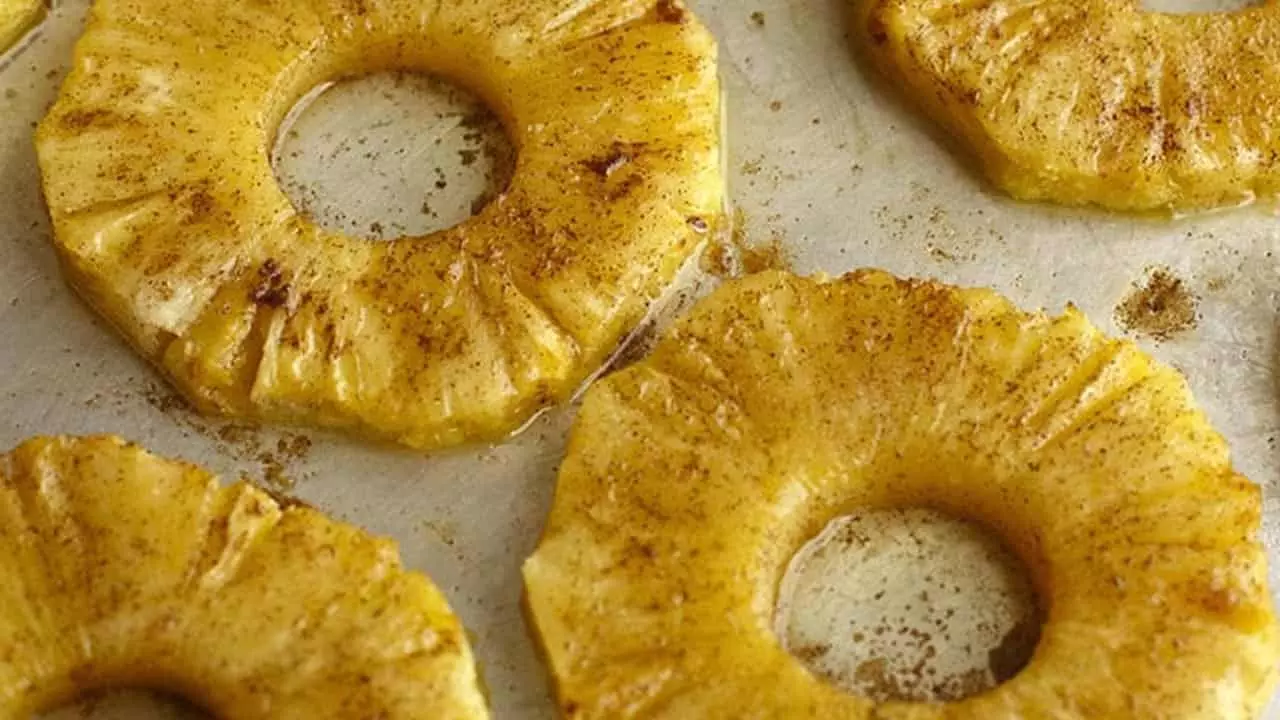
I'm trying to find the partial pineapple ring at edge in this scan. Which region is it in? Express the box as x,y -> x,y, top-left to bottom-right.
856,0 -> 1280,211
0,435 -> 488,718
524,269 -> 1280,719
0,0 -> 43,54
35,0 -> 723,450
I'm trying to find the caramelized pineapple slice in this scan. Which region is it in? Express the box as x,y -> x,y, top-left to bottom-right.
35,0 -> 722,449
525,270 -> 1278,718
856,0 -> 1280,211
0,435 -> 488,718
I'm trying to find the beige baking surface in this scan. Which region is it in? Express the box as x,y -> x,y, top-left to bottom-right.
3,0 -> 1278,716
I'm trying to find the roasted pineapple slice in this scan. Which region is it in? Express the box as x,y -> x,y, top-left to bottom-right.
35,0 -> 722,450
0,0 -> 42,53
0,435 -> 488,718
525,270 -> 1279,718
856,0 -> 1280,211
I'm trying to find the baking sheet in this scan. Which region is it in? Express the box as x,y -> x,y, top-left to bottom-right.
3,0 -> 1279,716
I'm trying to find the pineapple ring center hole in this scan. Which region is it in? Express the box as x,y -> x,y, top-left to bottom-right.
272,71 -> 515,242
775,508 -> 1041,703
38,689 -> 209,719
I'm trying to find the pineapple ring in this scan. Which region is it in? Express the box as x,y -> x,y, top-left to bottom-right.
856,0 -> 1280,211
35,0 -> 722,450
525,270 -> 1280,718
0,435 -> 488,718
0,0 -> 43,54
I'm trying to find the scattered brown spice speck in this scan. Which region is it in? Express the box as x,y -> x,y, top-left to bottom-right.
987,612 -> 1040,684
583,144 -> 633,178
1115,267 -> 1199,342
699,208 -> 793,278
852,658 -> 909,701
750,11 -> 766,26
216,424 -> 257,447
261,485 -> 314,512
868,15 -> 889,44
740,234 -> 791,275
655,0 -> 686,23
607,316 -> 664,371
251,259 -> 290,307
840,655 -> 996,703
142,383 -> 189,415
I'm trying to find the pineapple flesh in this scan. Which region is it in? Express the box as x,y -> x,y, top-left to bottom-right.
524,270 -> 1279,718
0,435 -> 489,719
855,0 -> 1280,212
0,0 -> 41,53
35,0 -> 723,450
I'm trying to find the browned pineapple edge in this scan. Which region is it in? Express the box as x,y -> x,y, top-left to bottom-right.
0,0 -> 42,53
525,269 -> 1279,718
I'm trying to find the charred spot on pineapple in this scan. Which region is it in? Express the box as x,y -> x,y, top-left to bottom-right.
0,0 -> 43,54
36,0 -> 723,449
656,0 -> 687,23
857,0 -> 1280,210
0,435 -> 489,717
778,509 -> 1039,702
525,270 -> 1279,718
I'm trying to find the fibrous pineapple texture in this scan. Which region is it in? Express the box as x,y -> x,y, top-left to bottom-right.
525,270 -> 1278,718
36,0 -> 722,449
0,435 -> 488,719
856,0 -> 1280,212
0,0 -> 42,53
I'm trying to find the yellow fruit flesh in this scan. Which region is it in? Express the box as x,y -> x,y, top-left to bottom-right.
0,436 -> 488,719
0,0 -> 41,53
857,0 -> 1280,212
36,0 -> 723,450
524,270 -> 1279,718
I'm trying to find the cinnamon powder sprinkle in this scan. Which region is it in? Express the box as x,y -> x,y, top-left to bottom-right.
1115,267 -> 1199,342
